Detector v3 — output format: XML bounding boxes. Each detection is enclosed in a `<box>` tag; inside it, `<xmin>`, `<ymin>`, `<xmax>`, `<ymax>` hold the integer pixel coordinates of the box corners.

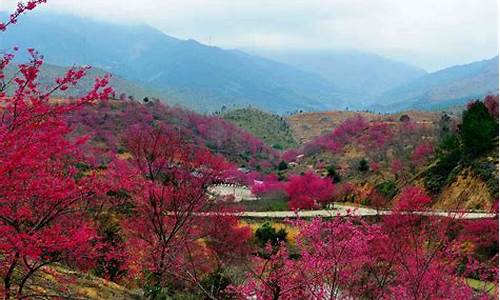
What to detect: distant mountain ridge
<box><xmin>256</xmin><ymin>50</ymin><xmax>427</xmax><ymax>107</ymax></box>
<box><xmin>372</xmin><ymin>56</ymin><xmax>499</xmax><ymax>112</ymax></box>
<box><xmin>0</xmin><ymin>12</ymin><xmax>341</xmax><ymax>113</ymax></box>
<box><xmin>2</xmin><ymin>63</ymin><xmax>166</xmax><ymax>101</ymax></box>
<box><xmin>1</xmin><ymin>11</ymin><xmax>496</xmax><ymax>113</ymax></box>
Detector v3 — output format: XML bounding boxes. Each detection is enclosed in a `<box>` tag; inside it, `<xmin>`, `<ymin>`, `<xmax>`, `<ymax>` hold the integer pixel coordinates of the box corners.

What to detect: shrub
<box><xmin>376</xmin><ymin>180</ymin><xmax>398</xmax><ymax>199</ymax></box>
<box><xmin>277</xmin><ymin>160</ymin><xmax>288</xmax><ymax>171</ymax></box>
<box><xmin>254</xmin><ymin>222</ymin><xmax>287</xmax><ymax>248</ymax></box>
<box><xmin>358</xmin><ymin>159</ymin><xmax>369</xmax><ymax>172</ymax></box>
<box><xmin>285</xmin><ymin>172</ymin><xmax>335</xmax><ymax>209</ymax></box>
<box><xmin>424</xmin><ymin>134</ymin><xmax>463</xmax><ymax>194</ymax></box>
<box><xmin>461</xmin><ymin>101</ymin><xmax>498</xmax><ymax>157</ymax></box>
<box><xmin>326</xmin><ymin>165</ymin><xmax>341</xmax><ymax>183</ymax></box>
<box><xmin>200</xmin><ymin>269</ymin><xmax>234</xmax><ymax>300</ymax></box>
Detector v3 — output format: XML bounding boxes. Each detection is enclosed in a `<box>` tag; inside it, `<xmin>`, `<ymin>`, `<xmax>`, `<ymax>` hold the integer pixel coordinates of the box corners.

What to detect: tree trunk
<box><xmin>3</xmin><ymin>253</ymin><xmax>19</xmax><ymax>300</ymax></box>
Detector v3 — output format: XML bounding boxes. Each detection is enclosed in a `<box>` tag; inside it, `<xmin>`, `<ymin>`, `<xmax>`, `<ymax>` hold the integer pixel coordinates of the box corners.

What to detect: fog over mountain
<box><xmin>0</xmin><ymin>11</ymin><xmax>497</xmax><ymax>113</ymax></box>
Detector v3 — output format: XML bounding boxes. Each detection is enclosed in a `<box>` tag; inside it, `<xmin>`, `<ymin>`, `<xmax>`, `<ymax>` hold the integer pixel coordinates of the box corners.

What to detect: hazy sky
<box><xmin>1</xmin><ymin>0</ymin><xmax>498</xmax><ymax>71</ymax></box>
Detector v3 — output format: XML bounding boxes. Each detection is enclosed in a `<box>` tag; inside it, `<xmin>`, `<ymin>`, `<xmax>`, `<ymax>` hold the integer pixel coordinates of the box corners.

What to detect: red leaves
<box><xmin>285</xmin><ymin>171</ymin><xmax>335</xmax><ymax>210</ymax></box>
<box><xmin>393</xmin><ymin>186</ymin><xmax>432</xmax><ymax>212</ymax></box>
<box><xmin>411</xmin><ymin>142</ymin><xmax>434</xmax><ymax>165</ymax></box>
<box><xmin>0</xmin><ymin>3</ymin><xmax>113</xmax><ymax>296</ymax></box>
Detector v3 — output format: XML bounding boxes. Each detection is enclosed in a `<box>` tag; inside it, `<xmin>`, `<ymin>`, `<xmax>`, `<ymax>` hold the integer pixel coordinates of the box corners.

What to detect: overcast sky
<box><xmin>1</xmin><ymin>0</ymin><xmax>498</xmax><ymax>71</ymax></box>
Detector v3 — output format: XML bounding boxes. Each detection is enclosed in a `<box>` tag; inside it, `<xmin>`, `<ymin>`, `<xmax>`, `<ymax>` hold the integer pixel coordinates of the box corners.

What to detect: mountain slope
<box><xmin>374</xmin><ymin>56</ymin><xmax>499</xmax><ymax>112</ymax></box>
<box><xmin>255</xmin><ymin>49</ymin><xmax>427</xmax><ymax>106</ymax></box>
<box><xmin>0</xmin><ymin>12</ymin><xmax>340</xmax><ymax>113</ymax></box>
<box><xmin>3</xmin><ymin>63</ymin><xmax>165</xmax><ymax>101</ymax></box>
<box><xmin>223</xmin><ymin>108</ymin><xmax>298</xmax><ymax>149</ymax></box>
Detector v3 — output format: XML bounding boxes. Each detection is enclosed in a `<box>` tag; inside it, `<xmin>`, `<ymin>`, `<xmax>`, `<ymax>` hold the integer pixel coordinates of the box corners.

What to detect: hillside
<box><xmin>0</xmin><ymin>12</ymin><xmax>340</xmax><ymax>113</ymax></box>
<box><xmin>3</xmin><ymin>63</ymin><xmax>166</xmax><ymax>101</ymax></box>
<box><xmin>223</xmin><ymin>108</ymin><xmax>298</xmax><ymax>149</ymax></box>
<box><xmin>259</xmin><ymin>49</ymin><xmax>427</xmax><ymax>106</ymax></box>
<box><xmin>20</xmin><ymin>264</ymin><xmax>141</xmax><ymax>300</ymax></box>
<box><xmin>287</xmin><ymin>110</ymin><xmax>443</xmax><ymax>144</ymax></box>
<box><xmin>374</xmin><ymin>56</ymin><xmax>499</xmax><ymax>112</ymax></box>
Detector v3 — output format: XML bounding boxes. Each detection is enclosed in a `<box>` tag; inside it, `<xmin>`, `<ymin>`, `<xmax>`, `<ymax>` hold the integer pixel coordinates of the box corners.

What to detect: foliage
<box><xmin>375</xmin><ymin>180</ymin><xmax>398</xmax><ymax>199</ymax></box>
<box><xmin>254</xmin><ymin>222</ymin><xmax>287</xmax><ymax>249</ymax></box>
<box><xmin>461</xmin><ymin>100</ymin><xmax>498</xmax><ymax>158</ymax></box>
<box><xmin>237</xmin><ymin>189</ymin><xmax>498</xmax><ymax>299</ymax></box>
<box><xmin>277</xmin><ymin>160</ymin><xmax>288</xmax><ymax>171</ymax></box>
<box><xmin>0</xmin><ymin>5</ymin><xmax>115</xmax><ymax>298</ymax></box>
<box><xmin>326</xmin><ymin>165</ymin><xmax>341</xmax><ymax>183</ymax></box>
<box><xmin>285</xmin><ymin>172</ymin><xmax>335</xmax><ymax>210</ymax></box>
<box><xmin>425</xmin><ymin>134</ymin><xmax>463</xmax><ymax>193</ymax></box>
<box><xmin>358</xmin><ymin>158</ymin><xmax>369</xmax><ymax>172</ymax></box>
<box><xmin>223</xmin><ymin>108</ymin><xmax>298</xmax><ymax>149</ymax></box>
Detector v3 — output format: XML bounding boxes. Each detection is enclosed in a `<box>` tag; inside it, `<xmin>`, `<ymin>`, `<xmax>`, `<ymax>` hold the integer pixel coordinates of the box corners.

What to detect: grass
<box><xmin>8</xmin><ymin>264</ymin><xmax>141</xmax><ymax>300</ymax></box>
<box><xmin>223</xmin><ymin>107</ymin><xmax>299</xmax><ymax>149</ymax></box>
<box><xmin>240</xmin><ymin>220</ymin><xmax>299</xmax><ymax>245</ymax></box>
<box><xmin>238</xmin><ymin>198</ymin><xmax>289</xmax><ymax>212</ymax></box>
<box><xmin>466</xmin><ymin>278</ymin><xmax>497</xmax><ymax>295</ymax></box>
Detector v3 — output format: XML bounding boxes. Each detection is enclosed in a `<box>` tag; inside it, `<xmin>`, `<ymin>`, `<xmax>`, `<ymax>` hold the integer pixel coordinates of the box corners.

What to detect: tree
<box><xmin>0</xmin><ymin>7</ymin><xmax>113</xmax><ymax>298</ymax></box>
<box><xmin>461</xmin><ymin>100</ymin><xmax>498</xmax><ymax>157</ymax></box>
<box><xmin>326</xmin><ymin>165</ymin><xmax>341</xmax><ymax>183</ymax></box>
<box><xmin>358</xmin><ymin>158</ymin><xmax>369</xmax><ymax>172</ymax></box>
<box><xmin>254</xmin><ymin>222</ymin><xmax>287</xmax><ymax>250</ymax></box>
<box><xmin>285</xmin><ymin>172</ymin><xmax>335</xmax><ymax>210</ymax></box>
<box><xmin>277</xmin><ymin>160</ymin><xmax>288</xmax><ymax>171</ymax></box>
<box><xmin>399</xmin><ymin>114</ymin><xmax>410</xmax><ymax>122</ymax></box>
<box><xmin>113</xmin><ymin>123</ymin><xmax>251</xmax><ymax>297</ymax></box>
<box><xmin>484</xmin><ymin>94</ymin><xmax>499</xmax><ymax>120</ymax></box>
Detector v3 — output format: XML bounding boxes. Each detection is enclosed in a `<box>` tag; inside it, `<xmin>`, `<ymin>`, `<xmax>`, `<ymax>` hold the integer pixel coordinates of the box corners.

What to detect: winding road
<box><xmin>238</xmin><ymin>204</ymin><xmax>496</xmax><ymax>220</ymax></box>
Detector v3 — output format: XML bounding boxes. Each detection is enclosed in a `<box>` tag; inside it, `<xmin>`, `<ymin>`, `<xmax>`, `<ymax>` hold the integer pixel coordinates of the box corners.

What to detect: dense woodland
<box><xmin>0</xmin><ymin>2</ymin><xmax>499</xmax><ymax>300</ymax></box>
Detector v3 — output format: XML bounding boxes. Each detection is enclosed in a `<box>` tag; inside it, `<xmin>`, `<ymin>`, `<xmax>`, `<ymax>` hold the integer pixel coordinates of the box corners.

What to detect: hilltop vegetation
<box><xmin>287</xmin><ymin>110</ymin><xmax>443</xmax><ymax>143</ymax></box>
<box><xmin>223</xmin><ymin>107</ymin><xmax>298</xmax><ymax>149</ymax></box>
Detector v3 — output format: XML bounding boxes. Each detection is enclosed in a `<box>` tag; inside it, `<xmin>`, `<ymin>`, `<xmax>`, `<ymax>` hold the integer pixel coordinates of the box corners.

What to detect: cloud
<box><xmin>1</xmin><ymin>0</ymin><xmax>497</xmax><ymax>70</ymax></box>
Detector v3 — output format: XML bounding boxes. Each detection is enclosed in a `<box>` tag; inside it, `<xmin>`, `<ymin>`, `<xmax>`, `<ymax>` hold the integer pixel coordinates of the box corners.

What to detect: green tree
<box><xmin>326</xmin><ymin>165</ymin><xmax>341</xmax><ymax>183</ymax></box>
<box><xmin>277</xmin><ymin>160</ymin><xmax>288</xmax><ymax>171</ymax></box>
<box><xmin>358</xmin><ymin>159</ymin><xmax>369</xmax><ymax>172</ymax></box>
<box><xmin>254</xmin><ymin>222</ymin><xmax>287</xmax><ymax>248</ymax></box>
<box><xmin>375</xmin><ymin>180</ymin><xmax>398</xmax><ymax>199</ymax></box>
<box><xmin>461</xmin><ymin>101</ymin><xmax>498</xmax><ymax>157</ymax></box>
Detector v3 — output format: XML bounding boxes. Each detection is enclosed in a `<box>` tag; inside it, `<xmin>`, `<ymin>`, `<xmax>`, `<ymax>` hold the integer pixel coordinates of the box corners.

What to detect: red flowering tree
<box><xmin>111</xmin><ymin>123</ymin><xmax>252</xmax><ymax>297</ymax></box>
<box><xmin>251</xmin><ymin>173</ymin><xmax>286</xmax><ymax>200</ymax></box>
<box><xmin>0</xmin><ymin>4</ymin><xmax>113</xmax><ymax>298</ymax></box>
<box><xmin>484</xmin><ymin>94</ymin><xmax>499</xmax><ymax>120</ymax></box>
<box><xmin>411</xmin><ymin>142</ymin><xmax>434</xmax><ymax>166</ymax></box>
<box><xmin>285</xmin><ymin>172</ymin><xmax>335</xmax><ymax>210</ymax></box>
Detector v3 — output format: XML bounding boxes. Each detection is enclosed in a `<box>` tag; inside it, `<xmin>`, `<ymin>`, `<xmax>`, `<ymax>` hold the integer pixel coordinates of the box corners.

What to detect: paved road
<box><xmin>238</xmin><ymin>204</ymin><xmax>496</xmax><ymax>219</ymax></box>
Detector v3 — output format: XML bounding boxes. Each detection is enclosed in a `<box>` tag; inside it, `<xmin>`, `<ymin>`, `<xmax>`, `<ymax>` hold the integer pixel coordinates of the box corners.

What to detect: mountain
<box><xmin>254</xmin><ymin>49</ymin><xmax>427</xmax><ymax>107</ymax></box>
<box><xmin>0</xmin><ymin>12</ymin><xmax>341</xmax><ymax>113</ymax></box>
<box><xmin>2</xmin><ymin>62</ymin><xmax>166</xmax><ymax>101</ymax></box>
<box><xmin>373</xmin><ymin>56</ymin><xmax>499</xmax><ymax>112</ymax></box>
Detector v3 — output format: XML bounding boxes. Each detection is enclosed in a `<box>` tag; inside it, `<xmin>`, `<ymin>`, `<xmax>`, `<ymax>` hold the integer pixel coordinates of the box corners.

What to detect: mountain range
<box><xmin>372</xmin><ymin>56</ymin><xmax>499</xmax><ymax>112</ymax></box>
<box><xmin>1</xmin><ymin>11</ymin><xmax>497</xmax><ymax>113</ymax></box>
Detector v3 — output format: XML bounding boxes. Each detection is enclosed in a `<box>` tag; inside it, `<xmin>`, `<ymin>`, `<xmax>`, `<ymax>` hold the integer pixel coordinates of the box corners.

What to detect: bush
<box><xmin>424</xmin><ymin>134</ymin><xmax>463</xmax><ymax>194</ymax></box>
<box><xmin>277</xmin><ymin>160</ymin><xmax>288</xmax><ymax>171</ymax></box>
<box><xmin>254</xmin><ymin>222</ymin><xmax>287</xmax><ymax>248</ymax></box>
<box><xmin>461</xmin><ymin>101</ymin><xmax>498</xmax><ymax>157</ymax></box>
<box><xmin>326</xmin><ymin>165</ymin><xmax>341</xmax><ymax>183</ymax></box>
<box><xmin>375</xmin><ymin>180</ymin><xmax>398</xmax><ymax>199</ymax></box>
<box><xmin>358</xmin><ymin>159</ymin><xmax>369</xmax><ymax>172</ymax></box>
<box><xmin>200</xmin><ymin>269</ymin><xmax>234</xmax><ymax>300</ymax></box>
